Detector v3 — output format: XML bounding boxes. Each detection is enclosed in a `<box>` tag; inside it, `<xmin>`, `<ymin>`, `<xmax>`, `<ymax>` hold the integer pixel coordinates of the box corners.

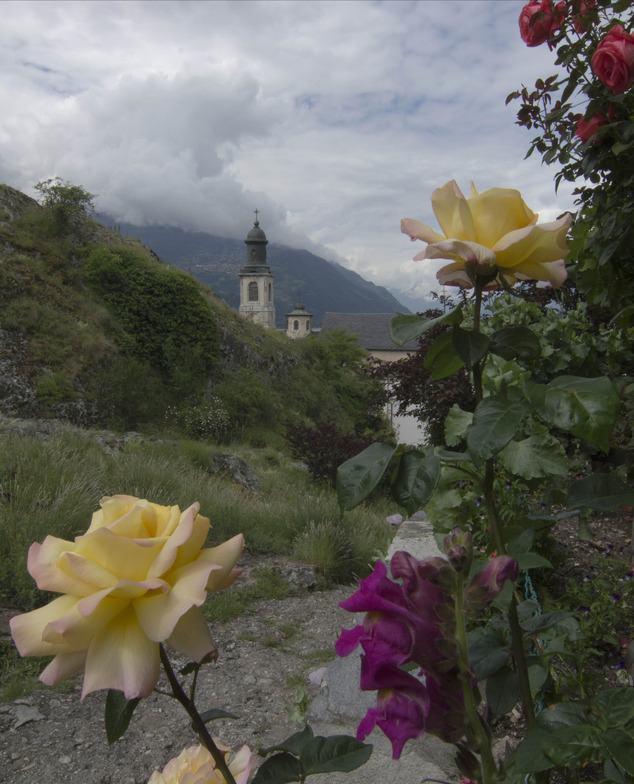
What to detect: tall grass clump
<box><xmin>0</xmin><ymin>432</ymin><xmax>106</xmax><ymax>609</ymax></box>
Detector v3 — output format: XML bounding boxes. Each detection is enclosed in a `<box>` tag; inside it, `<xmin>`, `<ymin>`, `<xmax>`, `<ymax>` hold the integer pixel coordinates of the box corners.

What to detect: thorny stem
<box><xmin>472</xmin><ymin>278</ymin><xmax>536</xmax><ymax>730</ymax></box>
<box><xmin>159</xmin><ymin>645</ymin><xmax>238</xmax><ymax>784</ymax></box>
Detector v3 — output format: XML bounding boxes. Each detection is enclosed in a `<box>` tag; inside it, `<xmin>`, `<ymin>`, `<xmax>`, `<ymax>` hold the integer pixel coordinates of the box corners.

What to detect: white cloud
<box><xmin>0</xmin><ymin>0</ymin><xmax>576</xmax><ymax>304</ymax></box>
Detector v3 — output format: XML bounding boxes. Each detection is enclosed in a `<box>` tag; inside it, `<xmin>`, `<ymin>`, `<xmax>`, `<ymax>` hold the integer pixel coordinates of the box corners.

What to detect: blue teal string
<box><xmin>525</xmin><ymin>570</ymin><xmax>546</xmax><ymax>715</ymax></box>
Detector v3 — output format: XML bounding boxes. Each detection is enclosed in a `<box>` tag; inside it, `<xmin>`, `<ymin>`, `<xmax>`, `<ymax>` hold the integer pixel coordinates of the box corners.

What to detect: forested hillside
<box><xmin>0</xmin><ymin>182</ymin><xmax>388</xmax><ymax>442</ymax></box>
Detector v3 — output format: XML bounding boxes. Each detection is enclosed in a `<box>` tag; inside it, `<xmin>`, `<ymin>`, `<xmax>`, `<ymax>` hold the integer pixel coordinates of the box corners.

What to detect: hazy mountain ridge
<box><xmin>97</xmin><ymin>218</ymin><xmax>410</xmax><ymax>328</ymax></box>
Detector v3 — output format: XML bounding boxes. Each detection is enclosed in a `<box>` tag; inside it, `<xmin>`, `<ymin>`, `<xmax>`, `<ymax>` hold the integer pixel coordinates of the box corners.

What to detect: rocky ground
<box><xmin>0</xmin><ymin>555</ymin><xmax>355</xmax><ymax>784</ymax></box>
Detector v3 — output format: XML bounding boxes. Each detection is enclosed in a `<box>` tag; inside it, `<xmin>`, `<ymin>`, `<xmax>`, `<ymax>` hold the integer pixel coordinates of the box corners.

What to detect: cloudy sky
<box><xmin>1</xmin><ymin>0</ymin><xmax>574</xmax><ymax>306</ymax></box>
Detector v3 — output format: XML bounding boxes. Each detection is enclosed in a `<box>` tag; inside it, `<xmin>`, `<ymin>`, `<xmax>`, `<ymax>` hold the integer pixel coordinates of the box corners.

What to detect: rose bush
<box><xmin>591</xmin><ymin>24</ymin><xmax>634</xmax><ymax>94</ymax></box>
<box><xmin>10</xmin><ymin>495</ymin><xmax>243</xmax><ymax>699</ymax></box>
<box><xmin>147</xmin><ymin>742</ymin><xmax>251</xmax><ymax>784</ymax></box>
<box><xmin>401</xmin><ymin>180</ymin><xmax>571</xmax><ymax>289</ymax></box>
<box><xmin>519</xmin><ymin>0</ymin><xmax>566</xmax><ymax>48</ymax></box>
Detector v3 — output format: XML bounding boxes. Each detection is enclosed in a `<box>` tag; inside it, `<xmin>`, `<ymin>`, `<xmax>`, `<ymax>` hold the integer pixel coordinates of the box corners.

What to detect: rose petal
<box><xmin>201</xmin><ymin>534</ymin><xmax>245</xmax><ymax>592</ymax></box>
<box><xmin>431</xmin><ymin>180</ymin><xmax>476</xmax><ymax>242</ymax></box>
<box><xmin>82</xmin><ymin>606</ymin><xmax>160</xmax><ymax>698</ymax></box>
<box><xmin>135</xmin><ymin>559</ymin><xmax>217</xmax><ymax>641</ymax></box>
<box><xmin>40</xmin><ymin>650</ymin><xmax>88</xmax><ymax>686</ymax></box>
<box><xmin>10</xmin><ymin>595</ymin><xmax>80</xmax><ymax>656</ymax></box>
<box><xmin>166</xmin><ymin>606</ymin><xmax>217</xmax><ymax>662</ymax></box>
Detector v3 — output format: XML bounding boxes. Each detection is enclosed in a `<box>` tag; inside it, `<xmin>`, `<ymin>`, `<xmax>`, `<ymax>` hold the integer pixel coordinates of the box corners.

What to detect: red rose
<box><xmin>574</xmin><ymin>106</ymin><xmax>615</xmax><ymax>144</ymax></box>
<box><xmin>519</xmin><ymin>0</ymin><xmax>566</xmax><ymax>48</ymax></box>
<box><xmin>572</xmin><ymin>0</ymin><xmax>597</xmax><ymax>34</ymax></box>
<box><xmin>591</xmin><ymin>25</ymin><xmax>634</xmax><ymax>95</ymax></box>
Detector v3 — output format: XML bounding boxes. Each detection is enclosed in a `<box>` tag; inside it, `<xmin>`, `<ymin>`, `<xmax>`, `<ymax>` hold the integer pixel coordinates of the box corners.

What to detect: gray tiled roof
<box><xmin>321</xmin><ymin>313</ymin><xmax>419</xmax><ymax>351</ymax></box>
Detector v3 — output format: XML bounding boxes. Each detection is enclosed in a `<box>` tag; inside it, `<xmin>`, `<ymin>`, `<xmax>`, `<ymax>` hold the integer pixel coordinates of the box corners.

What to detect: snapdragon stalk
<box><xmin>471</xmin><ymin>277</ymin><xmax>536</xmax><ymax>729</ymax></box>
<box><xmin>455</xmin><ymin>577</ymin><xmax>497</xmax><ymax>784</ymax></box>
<box><xmin>159</xmin><ymin>645</ymin><xmax>238</xmax><ymax>784</ymax></box>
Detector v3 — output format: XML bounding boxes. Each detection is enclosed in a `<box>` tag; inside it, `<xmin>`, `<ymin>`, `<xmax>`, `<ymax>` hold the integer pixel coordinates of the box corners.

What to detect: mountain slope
<box><xmin>97</xmin><ymin>219</ymin><xmax>410</xmax><ymax>328</ymax></box>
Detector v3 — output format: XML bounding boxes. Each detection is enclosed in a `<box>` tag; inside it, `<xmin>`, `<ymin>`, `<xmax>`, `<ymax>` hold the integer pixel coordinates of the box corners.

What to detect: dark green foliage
<box><xmin>84</xmin><ymin>245</ymin><xmax>220</xmax><ymax>401</ymax></box>
<box><xmin>369</xmin><ymin>308</ymin><xmax>475</xmax><ymax>445</ymax></box>
<box><xmin>285</xmin><ymin>422</ymin><xmax>375</xmax><ymax>486</ymax></box>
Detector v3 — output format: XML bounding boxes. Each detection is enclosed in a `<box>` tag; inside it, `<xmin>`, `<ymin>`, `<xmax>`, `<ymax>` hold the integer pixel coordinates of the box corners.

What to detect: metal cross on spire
<box><xmin>254</xmin><ymin>208</ymin><xmax>260</xmax><ymax>226</ymax></box>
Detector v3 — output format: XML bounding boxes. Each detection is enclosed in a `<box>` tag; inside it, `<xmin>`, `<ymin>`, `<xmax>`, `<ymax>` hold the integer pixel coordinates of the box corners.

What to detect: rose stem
<box><xmin>159</xmin><ymin>645</ymin><xmax>238</xmax><ymax>784</ymax></box>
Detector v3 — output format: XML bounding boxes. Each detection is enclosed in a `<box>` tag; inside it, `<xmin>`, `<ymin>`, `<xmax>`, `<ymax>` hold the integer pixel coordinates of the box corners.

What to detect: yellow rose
<box><xmin>401</xmin><ymin>180</ymin><xmax>572</xmax><ymax>288</ymax></box>
<box><xmin>147</xmin><ymin>742</ymin><xmax>252</xmax><ymax>784</ymax></box>
<box><xmin>10</xmin><ymin>495</ymin><xmax>244</xmax><ymax>699</ymax></box>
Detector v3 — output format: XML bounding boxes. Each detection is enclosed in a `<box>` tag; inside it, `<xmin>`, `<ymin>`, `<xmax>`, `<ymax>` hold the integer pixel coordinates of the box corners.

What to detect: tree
<box><xmin>34</xmin><ymin>177</ymin><xmax>96</xmax><ymax>236</ymax></box>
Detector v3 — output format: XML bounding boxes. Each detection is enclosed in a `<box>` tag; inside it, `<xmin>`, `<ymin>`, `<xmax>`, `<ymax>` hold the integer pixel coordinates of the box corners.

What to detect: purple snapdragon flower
<box><xmin>336</xmin><ymin>553</ymin><xmax>465</xmax><ymax>757</ymax></box>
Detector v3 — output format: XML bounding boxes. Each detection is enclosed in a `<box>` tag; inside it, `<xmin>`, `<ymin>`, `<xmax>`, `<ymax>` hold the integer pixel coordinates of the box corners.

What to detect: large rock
<box><xmin>209</xmin><ymin>453</ymin><xmax>260</xmax><ymax>493</ymax></box>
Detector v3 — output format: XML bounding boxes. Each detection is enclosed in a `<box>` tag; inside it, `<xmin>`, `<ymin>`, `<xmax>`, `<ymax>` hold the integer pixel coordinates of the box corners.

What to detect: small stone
<box><xmin>14</xmin><ymin>706</ymin><xmax>45</xmax><ymax>728</ymax></box>
<box><xmin>59</xmin><ymin>756</ymin><xmax>71</xmax><ymax>764</ymax></box>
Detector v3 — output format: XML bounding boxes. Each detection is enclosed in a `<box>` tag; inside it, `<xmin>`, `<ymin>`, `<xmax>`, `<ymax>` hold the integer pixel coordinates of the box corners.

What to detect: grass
<box><xmin>203</xmin><ymin>569</ymin><xmax>293</xmax><ymax>624</ymax></box>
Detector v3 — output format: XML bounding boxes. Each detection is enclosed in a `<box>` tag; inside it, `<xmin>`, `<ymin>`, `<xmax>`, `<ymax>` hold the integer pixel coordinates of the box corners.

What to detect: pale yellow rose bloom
<box><xmin>147</xmin><ymin>742</ymin><xmax>252</xmax><ymax>784</ymax></box>
<box><xmin>10</xmin><ymin>495</ymin><xmax>244</xmax><ymax>699</ymax></box>
<box><xmin>401</xmin><ymin>180</ymin><xmax>572</xmax><ymax>288</ymax></box>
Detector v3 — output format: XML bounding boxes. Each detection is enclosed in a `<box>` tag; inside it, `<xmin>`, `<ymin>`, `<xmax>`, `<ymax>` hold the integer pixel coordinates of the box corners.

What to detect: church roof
<box><xmin>287</xmin><ymin>302</ymin><xmax>312</xmax><ymax>317</ymax></box>
<box><xmin>321</xmin><ymin>313</ymin><xmax>419</xmax><ymax>351</ymax></box>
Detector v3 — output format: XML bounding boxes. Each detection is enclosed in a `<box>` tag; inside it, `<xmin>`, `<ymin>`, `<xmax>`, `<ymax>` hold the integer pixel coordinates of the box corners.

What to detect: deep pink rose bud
<box><xmin>572</xmin><ymin>0</ymin><xmax>597</xmax><ymax>34</ymax></box>
<box><xmin>463</xmin><ymin>556</ymin><xmax>519</xmax><ymax>614</ymax></box>
<box><xmin>519</xmin><ymin>0</ymin><xmax>566</xmax><ymax>48</ymax></box>
<box><xmin>443</xmin><ymin>527</ymin><xmax>473</xmax><ymax>574</ymax></box>
<box><xmin>591</xmin><ymin>25</ymin><xmax>634</xmax><ymax>95</ymax></box>
<box><xmin>575</xmin><ymin>105</ymin><xmax>616</xmax><ymax>144</ymax></box>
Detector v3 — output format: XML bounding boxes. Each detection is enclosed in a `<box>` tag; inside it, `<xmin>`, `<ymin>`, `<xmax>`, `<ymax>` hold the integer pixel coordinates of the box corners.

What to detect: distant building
<box><xmin>320</xmin><ymin>312</ymin><xmax>418</xmax><ymax>360</ymax></box>
<box><xmin>238</xmin><ymin>213</ymin><xmax>275</xmax><ymax>329</ymax></box>
<box><xmin>321</xmin><ymin>312</ymin><xmax>425</xmax><ymax>445</ymax></box>
<box><xmin>285</xmin><ymin>302</ymin><xmax>313</xmax><ymax>339</ymax></box>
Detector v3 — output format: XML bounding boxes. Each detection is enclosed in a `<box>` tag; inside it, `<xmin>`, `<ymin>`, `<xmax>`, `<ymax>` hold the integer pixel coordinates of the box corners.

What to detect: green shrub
<box><xmin>85</xmin><ymin>245</ymin><xmax>220</xmax><ymax>395</ymax></box>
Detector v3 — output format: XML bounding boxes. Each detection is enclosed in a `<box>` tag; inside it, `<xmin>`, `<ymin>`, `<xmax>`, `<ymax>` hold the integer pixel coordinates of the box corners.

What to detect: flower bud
<box><xmin>463</xmin><ymin>556</ymin><xmax>519</xmax><ymax>614</ymax></box>
<box><xmin>443</xmin><ymin>527</ymin><xmax>473</xmax><ymax>574</ymax></box>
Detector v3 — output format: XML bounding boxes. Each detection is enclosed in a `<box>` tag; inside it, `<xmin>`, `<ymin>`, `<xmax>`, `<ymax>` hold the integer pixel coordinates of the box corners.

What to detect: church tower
<box><xmin>238</xmin><ymin>211</ymin><xmax>275</xmax><ymax>329</ymax></box>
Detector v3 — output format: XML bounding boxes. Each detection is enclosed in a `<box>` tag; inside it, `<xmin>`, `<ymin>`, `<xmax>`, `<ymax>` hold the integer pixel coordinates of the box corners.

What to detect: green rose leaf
<box><xmin>521</xmin><ymin>611</ymin><xmax>575</xmax><ymax>634</ymax></box>
<box><xmin>542</xmin><ymin>725</ymin><xmax>605</xmax><ymax>768</ymax></box>
<box><xmin>424</xmin><ymin>331</ymin><xmax>465</xmax><ymax>380</ymax></box>
<box><xmin>537</xmin><ymin>702</ymin><xmax>587</xmax><ymax>731</ymax></box>
<box><xmin>524</xmin><ymin>376</ymin><xmax>620</xmax><ymax>451</ymax></box>
<box><xmin>489</xmin><ymin>325</ymin><xmax>541</xmax><ymax>361</ymax></box>
<box><xmin>301</xmin><ymin>735</ymin><xmax>373</xmax><ymax>775</ymax></box>
<box><xmin>392</xmin><ymin>452</ymin><xmax>441</xmax><ymax>515</ymax></box>
<box><xmin>389</xmin><ymin>306</ymin><xmax>463</xmax><ymax>345</ymax></box>
<box><xmin>588</xmin><ymin>688</ymin><xmax>634</xmax><ymax>730</ymax></box>
<box><xmin>251</xmin><ymin>753</ymin><xmax>303</xmax><ymax>784</ymax></box>
<box><xmin>104</xmin><ymin>689</ymin><xmax>141</xmax><ymax>745</ymax></box>
<box><xmin>467</xmin><ymin>395</ymin><xmax>529</xmax><ymax>465</ymax></box>
<box><xmin>507</xmin><ymin>729</ymin><xmax>554</xmax><ymax>774</ymax></box>
<box><xmin>602</xmin><ymin>730</ymin><xmax>634</xmax><ymax>776</ymax></box>
<box><xmin>514</xmin><ymin>552</ymin><xmax>552</xmax><ymax>570</ymax></box>
<box><xmin>336</xmin><ymin>442</ymin><xmax>398</xmax><ymax>512</ymax></box>
<box><xmin>499</xmin><ymin>434</ymin><xmax>568</xmax><ymax>480</ymax></box>
<box><xmin>567</xmin><ymin>474</ymin><xmax>634</xmax><ymax>512</ymax></box>
<box><xmin>486</xmin><ymin>665</ymin><xmax>520</xmax><ymax>715</ymax></box>
<box><xmin>452</xmin><ymin>326</ymin><xmax>490</xmax><ymax>369</ymax></box>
